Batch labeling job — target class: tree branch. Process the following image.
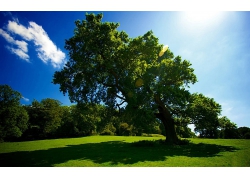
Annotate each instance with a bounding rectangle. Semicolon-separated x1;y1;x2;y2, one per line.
116;100;126;113
115;94;126;101
99;52;127;100
117;100;126;107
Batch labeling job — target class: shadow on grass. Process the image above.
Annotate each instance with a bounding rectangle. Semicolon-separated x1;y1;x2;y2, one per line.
0;140;239;167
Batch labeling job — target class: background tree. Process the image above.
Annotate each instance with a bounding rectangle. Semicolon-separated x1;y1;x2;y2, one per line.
25;98;62;138
237;127;250;139
41;98;62;136
24;100;43;139
69;103;102;136
53;13;233;144
115;107;161;136
185;93;222;138
244;132;250;139
96;107;118;135
175;126;196;138
0;85;29;141
218;116;238;139
55;105;75;137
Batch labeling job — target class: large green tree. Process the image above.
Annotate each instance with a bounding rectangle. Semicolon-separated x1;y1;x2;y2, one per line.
0;85;29;141
53;13;223;144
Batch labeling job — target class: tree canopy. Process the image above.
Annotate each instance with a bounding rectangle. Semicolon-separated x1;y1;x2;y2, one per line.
0;85;28;141
51;13;231;144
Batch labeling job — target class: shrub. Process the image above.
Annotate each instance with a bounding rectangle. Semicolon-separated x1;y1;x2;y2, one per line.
245;132;250;139
141;133;164;137
118;123;132;136
100;129;115;136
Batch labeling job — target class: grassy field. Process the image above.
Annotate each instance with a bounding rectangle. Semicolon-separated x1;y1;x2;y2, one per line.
0;136;249;167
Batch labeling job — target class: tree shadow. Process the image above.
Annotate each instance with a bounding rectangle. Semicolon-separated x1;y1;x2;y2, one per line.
0;140;239;167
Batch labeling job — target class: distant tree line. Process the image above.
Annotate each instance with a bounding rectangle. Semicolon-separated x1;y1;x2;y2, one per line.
1;84;250;142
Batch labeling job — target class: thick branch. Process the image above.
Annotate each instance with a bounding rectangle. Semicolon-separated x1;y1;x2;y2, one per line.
154;112;164;120
116;100;126;113
154;94;172;118
117;100;126;107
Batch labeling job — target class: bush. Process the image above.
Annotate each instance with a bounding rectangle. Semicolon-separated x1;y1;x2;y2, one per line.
100;129;115;136
141;133;164;137
118;123;132;136
245;132;250;139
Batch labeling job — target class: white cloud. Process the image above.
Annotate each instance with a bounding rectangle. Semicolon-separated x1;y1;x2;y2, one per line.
7;46;30;62
7;21;33;40
0;19;66;68
0;28;29;61
22;96;30;102
15;40;28;52
0;28;14;42
6;20;66;68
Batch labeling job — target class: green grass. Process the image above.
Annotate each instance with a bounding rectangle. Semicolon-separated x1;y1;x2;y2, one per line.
0;136;249;167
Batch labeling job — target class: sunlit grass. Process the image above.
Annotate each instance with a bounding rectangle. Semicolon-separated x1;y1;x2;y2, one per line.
0;136;249;167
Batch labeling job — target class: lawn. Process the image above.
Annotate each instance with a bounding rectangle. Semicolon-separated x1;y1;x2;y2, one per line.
0;136;249;167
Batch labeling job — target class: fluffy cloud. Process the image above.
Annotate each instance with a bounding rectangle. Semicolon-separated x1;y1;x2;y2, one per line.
0;28;29;61
0;20;66;68
7;46;29;61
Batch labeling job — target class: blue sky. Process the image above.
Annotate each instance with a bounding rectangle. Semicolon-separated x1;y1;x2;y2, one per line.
0;11;250;128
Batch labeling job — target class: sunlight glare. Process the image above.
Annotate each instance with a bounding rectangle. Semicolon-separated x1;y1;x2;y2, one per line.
184;11;221;23
180;11;225;35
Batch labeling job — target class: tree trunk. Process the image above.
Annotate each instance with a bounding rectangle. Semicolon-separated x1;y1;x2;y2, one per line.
164;119;179;144
154;95;179;144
